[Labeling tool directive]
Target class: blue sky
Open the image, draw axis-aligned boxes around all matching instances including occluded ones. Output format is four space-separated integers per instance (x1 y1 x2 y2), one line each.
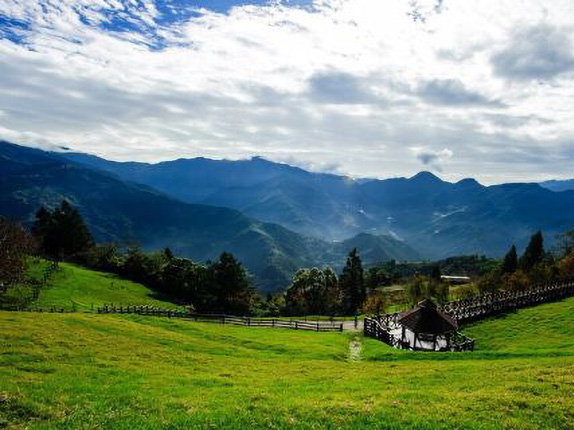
0 0 573 183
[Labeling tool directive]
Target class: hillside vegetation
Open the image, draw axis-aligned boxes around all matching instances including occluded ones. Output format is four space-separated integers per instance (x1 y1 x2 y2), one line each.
2 295 574 429
31 262 180 311
62 148 574 258
0 141 419 292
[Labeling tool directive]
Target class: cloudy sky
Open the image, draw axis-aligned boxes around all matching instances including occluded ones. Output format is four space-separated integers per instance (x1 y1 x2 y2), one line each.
1 0 574 183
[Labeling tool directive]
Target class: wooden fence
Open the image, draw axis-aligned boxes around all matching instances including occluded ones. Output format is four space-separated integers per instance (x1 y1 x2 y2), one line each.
365 279 574 352
0 305 70 313
440 279 574 324
97 304 344 332
364 317 406 349
364 315 474 352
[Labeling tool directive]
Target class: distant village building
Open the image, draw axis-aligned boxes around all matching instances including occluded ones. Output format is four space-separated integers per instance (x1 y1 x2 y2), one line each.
441 275 471 285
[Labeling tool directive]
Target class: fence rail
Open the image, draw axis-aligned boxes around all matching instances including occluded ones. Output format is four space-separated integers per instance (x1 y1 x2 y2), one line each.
365 279 574 352
96 304 344 332
364 317 406 349
364 316 474 351
0 305 70 313
440 279 574 324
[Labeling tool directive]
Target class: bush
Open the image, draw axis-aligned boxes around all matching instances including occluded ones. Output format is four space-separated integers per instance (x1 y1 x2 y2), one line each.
502 270 530 292
363 290 387 316
285 267 341 316
559 253 574 279
0 217 35 297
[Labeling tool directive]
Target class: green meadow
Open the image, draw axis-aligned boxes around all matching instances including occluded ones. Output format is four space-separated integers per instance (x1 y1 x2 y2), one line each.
24 260 181 311
1 264 574 429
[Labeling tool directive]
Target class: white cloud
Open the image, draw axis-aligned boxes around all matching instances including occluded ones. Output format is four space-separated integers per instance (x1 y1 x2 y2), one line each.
0 0 574 183
411 147 454 172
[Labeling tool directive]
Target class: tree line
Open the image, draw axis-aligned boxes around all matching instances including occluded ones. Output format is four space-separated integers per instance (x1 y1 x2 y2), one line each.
476 230 574 294
3 200 574 316
4 201 373 316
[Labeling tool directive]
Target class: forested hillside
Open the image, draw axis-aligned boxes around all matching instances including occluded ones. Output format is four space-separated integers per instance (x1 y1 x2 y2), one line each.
61 150 574 258
0 141 419 291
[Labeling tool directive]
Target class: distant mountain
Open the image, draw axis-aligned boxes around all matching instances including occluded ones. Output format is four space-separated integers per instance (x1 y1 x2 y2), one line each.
60 152 373 240
0 141 419 292
60 150 574 258
539 179 574 192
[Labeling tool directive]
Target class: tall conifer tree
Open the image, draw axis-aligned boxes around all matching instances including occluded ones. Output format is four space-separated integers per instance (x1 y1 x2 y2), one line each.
32 200 93 260
339 248 365 315
502 245 518 274
519 231 544 272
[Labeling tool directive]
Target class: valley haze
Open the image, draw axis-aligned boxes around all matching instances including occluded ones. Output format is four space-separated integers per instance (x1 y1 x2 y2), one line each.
2 140 574 291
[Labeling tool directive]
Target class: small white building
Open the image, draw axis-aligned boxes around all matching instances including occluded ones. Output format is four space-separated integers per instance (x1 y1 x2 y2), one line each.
441 275 471 285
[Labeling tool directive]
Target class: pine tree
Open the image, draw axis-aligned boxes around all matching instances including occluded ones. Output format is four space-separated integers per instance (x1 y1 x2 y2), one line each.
210 252 253 315
32 206 55 256
339 248 365 315
429 265 442 282
519 231 544 272
54 200 94 258
502 244 518 274
32 201 94 260
163 247 174 260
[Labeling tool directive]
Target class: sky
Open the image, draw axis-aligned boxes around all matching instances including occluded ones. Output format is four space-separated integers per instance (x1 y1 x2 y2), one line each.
1 0 574 184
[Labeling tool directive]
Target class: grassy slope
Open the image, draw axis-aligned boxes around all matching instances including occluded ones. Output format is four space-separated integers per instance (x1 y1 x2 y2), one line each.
31 262 180 311
1 264 573 429
1 294 574 429
463 298 574 354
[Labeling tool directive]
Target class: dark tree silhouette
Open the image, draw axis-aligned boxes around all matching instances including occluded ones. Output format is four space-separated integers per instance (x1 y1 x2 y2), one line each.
0 217 34 295
163 247 174 260
519 231 544 272
209 252 254 315
429 265 442 282
32 201 94 260
285 267 340 315
502 244 518 274
339 248 365 315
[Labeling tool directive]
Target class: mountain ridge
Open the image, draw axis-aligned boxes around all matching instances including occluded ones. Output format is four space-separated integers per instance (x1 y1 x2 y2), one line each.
0 141 420 292
56 147 574 258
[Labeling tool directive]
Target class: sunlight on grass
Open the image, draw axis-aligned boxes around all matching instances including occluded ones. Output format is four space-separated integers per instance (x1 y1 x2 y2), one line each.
2 302 574 429
32 262 180 311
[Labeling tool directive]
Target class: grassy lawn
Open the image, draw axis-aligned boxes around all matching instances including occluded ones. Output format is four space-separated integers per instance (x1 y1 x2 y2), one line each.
1 264 573 429
2 294 574 429
30 262 181 311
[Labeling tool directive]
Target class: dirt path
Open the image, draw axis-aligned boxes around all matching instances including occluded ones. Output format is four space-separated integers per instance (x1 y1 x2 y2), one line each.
342 319 364 332
348 335 362 361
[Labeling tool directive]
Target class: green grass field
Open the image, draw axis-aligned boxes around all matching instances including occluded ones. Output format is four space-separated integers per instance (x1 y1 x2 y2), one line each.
1 265 574 429
31 261 181 311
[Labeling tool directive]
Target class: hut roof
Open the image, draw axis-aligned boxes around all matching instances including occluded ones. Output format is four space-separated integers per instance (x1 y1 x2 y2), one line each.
398 299 458 334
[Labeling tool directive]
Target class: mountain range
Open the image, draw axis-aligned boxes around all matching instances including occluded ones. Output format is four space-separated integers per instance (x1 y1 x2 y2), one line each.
539 180 574 193
59 150 574 259
3 140 574 291
0 141 419 292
